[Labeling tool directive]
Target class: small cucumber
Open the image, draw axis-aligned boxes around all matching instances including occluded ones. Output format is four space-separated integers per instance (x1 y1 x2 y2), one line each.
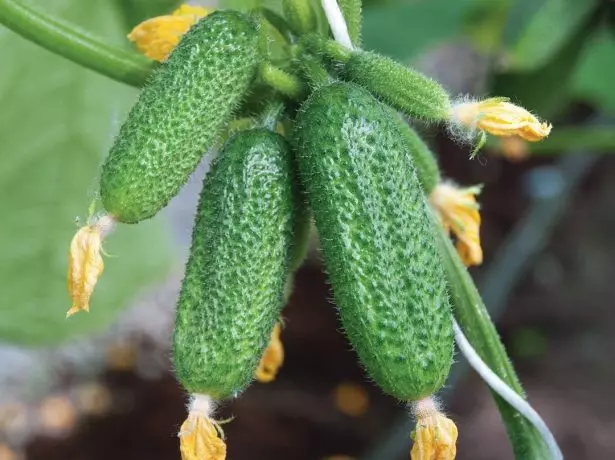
173 129 295 399
100 11 260 223
343 50 451 122
294 82 454 400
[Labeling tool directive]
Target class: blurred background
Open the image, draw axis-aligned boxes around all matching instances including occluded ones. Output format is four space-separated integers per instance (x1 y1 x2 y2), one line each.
2 0 615 458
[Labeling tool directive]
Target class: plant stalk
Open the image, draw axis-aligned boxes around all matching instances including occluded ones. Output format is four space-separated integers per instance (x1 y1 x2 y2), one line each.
0 0 154 87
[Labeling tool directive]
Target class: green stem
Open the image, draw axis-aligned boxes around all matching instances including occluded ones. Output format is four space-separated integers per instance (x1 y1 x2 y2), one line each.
337 0 362 46
301 33 352 63
259 62 307 100
436 226 550 459
0 0 155 87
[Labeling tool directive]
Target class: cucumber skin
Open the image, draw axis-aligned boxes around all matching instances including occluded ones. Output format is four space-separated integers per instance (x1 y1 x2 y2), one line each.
100 11 260 224
294 82 454 400
343 51 451 122
173 129 295 399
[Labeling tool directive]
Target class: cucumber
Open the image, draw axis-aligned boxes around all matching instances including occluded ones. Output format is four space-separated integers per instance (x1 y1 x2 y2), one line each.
100 10 260 224
173 129 295 399
282 0 317 36
343 50 451 122
294 82 454 400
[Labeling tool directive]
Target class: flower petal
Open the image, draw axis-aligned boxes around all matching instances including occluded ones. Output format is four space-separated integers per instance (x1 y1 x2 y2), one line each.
255 322 284 383
451 98 551 142
430 183 483 267
127 5 210 62
179 413 226 460
66 225 104 317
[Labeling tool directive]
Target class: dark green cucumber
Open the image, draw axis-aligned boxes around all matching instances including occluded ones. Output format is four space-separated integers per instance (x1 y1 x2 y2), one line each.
100 10 260 223
294 82 454 400
173 129 295 399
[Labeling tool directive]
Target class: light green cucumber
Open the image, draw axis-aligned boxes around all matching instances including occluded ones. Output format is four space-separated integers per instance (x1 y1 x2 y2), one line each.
173 129 295 399
343 50 451 122
100 11 260 224
294 82 454 400
282 0 317 36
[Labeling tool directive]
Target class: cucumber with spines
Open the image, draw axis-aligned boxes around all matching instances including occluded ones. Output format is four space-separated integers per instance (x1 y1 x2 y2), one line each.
294 82 454 400
100 10 260 224
173 129 295 399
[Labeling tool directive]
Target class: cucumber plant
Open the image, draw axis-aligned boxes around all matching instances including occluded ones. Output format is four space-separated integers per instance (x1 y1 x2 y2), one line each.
0 0 559 458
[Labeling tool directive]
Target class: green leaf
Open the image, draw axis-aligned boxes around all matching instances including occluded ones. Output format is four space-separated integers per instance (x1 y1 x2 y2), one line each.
572 29 615 115
493 18 592 118
506 0 598 71
0 0 173 345
362 0 473 62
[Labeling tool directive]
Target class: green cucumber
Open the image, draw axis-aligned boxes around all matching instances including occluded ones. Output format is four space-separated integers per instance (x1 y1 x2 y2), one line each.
173 129 295 399
343 50 451 122
294 82 454 400
282 0 317 36
100 10 260 224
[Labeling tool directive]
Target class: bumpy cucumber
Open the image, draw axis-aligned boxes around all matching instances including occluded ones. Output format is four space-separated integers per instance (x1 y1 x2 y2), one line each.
294 82 454 400
100 11 260 223
343 50 451 122
173 129 295 399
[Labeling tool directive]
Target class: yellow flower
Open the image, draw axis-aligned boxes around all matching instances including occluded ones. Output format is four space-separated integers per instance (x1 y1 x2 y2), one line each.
255 322 284 383
451 98 552 142
430 182 483 267
179 398 226 460
410 398 458 460
66 215 115 317
127 4 211 62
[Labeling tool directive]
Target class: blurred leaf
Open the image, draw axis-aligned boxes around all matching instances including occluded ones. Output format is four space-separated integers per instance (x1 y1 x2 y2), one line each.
363 0 473 61
493 18 592 118
500 0 545 48
572 30 615 115
506 0 598 72
0 0 173 345
112 0 182 30
463 0 510 53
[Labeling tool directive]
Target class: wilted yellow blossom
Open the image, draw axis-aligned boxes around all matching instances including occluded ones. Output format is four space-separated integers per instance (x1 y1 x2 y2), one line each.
430 182 482 267
255 322 284 383
451 98 551 142
410 398 458 460
179 395 226 460
128 4 211 62
66 215 114 317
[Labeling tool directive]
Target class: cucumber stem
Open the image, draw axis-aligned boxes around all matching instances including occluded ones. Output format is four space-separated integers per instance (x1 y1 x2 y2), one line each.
0 0 154 87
